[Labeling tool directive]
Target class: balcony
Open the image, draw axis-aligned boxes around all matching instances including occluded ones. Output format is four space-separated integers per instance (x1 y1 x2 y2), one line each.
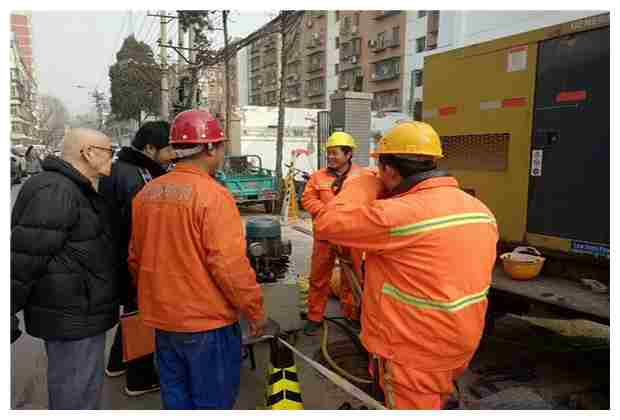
306 89 324 98
285 96 301 103
386 37 400 48
374 11 400 20
306 37 323 50
370 71 400 82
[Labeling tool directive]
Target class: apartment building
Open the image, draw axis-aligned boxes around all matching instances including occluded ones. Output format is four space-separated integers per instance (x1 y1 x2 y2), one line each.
247 32 282 107
10 31 38 144
205 59 239 117
300 11 329 109
247 11 334 109
11 12 34 72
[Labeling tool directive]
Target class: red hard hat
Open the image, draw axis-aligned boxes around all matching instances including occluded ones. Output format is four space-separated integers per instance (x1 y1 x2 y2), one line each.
170 109 226 145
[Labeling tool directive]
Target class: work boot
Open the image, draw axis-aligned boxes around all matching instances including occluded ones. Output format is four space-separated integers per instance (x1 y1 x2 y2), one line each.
105 328 127 377
303 320 323 336
124 354 160 397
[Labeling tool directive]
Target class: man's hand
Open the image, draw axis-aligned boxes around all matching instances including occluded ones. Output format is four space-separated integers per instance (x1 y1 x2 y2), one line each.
249 317 268 337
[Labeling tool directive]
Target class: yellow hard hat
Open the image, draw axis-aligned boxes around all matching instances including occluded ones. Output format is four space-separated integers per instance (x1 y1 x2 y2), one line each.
326 132 357 150
371 121 443 159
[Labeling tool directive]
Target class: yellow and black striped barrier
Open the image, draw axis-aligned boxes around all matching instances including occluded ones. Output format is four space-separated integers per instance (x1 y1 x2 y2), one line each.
265 336 304 410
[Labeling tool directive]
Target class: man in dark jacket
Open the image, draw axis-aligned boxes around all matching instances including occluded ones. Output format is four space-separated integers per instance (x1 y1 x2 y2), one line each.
11 128 119 410
99 120 175 396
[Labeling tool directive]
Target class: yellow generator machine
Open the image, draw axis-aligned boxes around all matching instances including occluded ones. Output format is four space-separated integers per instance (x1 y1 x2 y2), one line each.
424 14 609 271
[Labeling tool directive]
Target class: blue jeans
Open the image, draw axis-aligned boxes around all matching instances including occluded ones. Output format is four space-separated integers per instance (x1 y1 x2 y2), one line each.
45 333 106 410
155 323 242 409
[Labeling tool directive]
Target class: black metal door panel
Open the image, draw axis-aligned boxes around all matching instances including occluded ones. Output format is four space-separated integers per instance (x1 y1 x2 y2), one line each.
527 27 609 245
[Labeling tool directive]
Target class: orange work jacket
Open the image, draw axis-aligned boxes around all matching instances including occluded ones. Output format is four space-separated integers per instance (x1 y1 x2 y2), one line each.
301 163 364 217
314 175 498 371
128 163 265 333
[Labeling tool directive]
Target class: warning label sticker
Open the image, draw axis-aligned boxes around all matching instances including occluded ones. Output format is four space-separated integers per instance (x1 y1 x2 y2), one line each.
571 241 609 258
531 149 543 176
508 46 528 72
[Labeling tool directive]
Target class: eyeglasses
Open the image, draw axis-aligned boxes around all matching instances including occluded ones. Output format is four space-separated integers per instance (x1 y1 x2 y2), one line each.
89 145 114 156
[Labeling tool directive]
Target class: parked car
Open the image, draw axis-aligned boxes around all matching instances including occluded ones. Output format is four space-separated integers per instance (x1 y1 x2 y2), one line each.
11 153 25 185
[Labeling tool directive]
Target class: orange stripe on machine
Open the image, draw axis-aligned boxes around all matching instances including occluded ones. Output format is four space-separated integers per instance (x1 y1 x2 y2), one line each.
501 97 528 108
439 106 457 117
556 90 587 103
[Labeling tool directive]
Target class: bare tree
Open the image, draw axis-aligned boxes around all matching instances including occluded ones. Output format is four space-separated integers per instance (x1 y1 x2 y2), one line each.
38 95 69 148
275 11 303 191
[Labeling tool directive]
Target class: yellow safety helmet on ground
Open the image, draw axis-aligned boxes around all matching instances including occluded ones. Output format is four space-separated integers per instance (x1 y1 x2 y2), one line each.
371 121 443 159
326 132 357 150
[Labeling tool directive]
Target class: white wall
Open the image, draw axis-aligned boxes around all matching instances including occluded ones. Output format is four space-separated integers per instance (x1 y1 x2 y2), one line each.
325 11 340 110
237 47 249 107
238 106 326 175
433 11 604 55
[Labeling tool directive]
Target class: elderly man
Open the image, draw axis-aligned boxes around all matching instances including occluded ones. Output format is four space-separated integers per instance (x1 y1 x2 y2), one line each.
11 128 119 410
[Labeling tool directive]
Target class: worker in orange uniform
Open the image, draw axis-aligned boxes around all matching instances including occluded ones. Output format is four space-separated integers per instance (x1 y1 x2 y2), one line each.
128 110 267 410
301 132 370 335
314 121 499 409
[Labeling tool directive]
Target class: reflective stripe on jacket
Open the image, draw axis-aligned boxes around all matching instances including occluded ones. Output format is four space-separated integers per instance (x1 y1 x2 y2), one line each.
314 176 498 370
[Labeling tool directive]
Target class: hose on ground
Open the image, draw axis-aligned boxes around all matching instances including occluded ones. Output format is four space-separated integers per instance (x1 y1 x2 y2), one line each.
324 317 367 356
321 319 373 384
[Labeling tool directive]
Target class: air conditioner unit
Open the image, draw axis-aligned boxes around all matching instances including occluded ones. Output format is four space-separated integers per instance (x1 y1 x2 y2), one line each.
313 33 320 40
351 56 357 64
351 25 358 34
371 73 377 80
307 20 313 28
368 40 377 48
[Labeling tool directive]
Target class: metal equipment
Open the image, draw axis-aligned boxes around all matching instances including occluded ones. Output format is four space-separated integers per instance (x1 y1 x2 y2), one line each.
246 216 292 283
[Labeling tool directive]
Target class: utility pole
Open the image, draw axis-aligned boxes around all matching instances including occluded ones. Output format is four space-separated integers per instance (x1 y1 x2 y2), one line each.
159 10 169 120
177 22 185 76
223 10 232 154
188 24 197 108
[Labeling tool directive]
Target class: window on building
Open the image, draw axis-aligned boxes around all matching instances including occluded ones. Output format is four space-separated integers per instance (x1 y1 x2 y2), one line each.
418 11 427 18
344 16 351 32
335 11 340 21
307 77 324 94
335 64 339 74
377 32 386 49
354 12 360 26
352 38 361 55
335 36 340 49
414 70 423 87
374 58 400 80
392 26 400 45
308 53 323 72
416 36 426 53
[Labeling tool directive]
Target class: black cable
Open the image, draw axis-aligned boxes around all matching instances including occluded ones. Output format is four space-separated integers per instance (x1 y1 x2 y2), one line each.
324 317 367 357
